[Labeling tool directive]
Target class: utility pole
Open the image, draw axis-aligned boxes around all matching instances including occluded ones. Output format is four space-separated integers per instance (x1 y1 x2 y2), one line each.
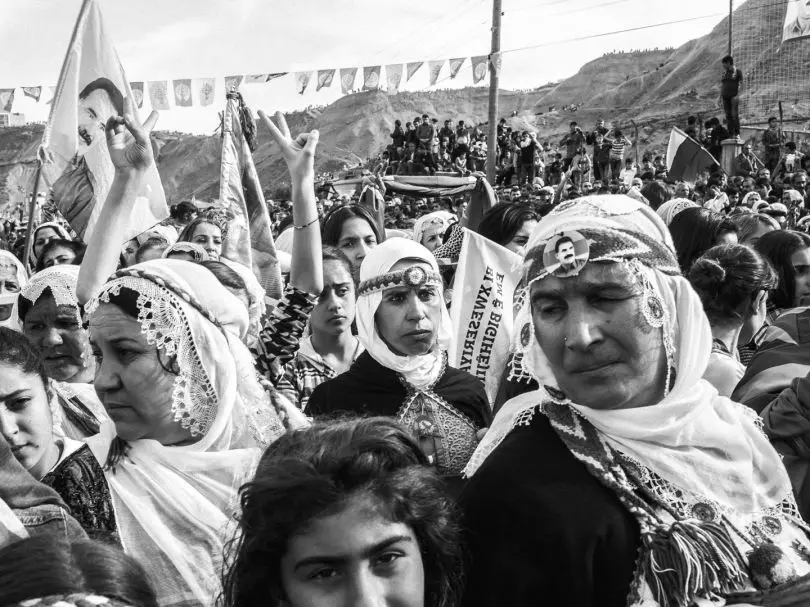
486 0 503 184
728 0 733 55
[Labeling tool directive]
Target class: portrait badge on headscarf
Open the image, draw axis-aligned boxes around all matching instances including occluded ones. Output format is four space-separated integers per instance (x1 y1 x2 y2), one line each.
542 231 589 278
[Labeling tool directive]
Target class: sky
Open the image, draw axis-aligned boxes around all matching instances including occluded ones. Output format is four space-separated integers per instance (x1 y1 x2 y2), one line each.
0 0 745 134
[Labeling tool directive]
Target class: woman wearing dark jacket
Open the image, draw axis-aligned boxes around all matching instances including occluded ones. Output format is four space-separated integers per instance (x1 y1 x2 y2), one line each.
308 238 491 495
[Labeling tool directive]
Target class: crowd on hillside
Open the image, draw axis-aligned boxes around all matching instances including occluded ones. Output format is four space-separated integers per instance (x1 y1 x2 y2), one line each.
8 65 810 607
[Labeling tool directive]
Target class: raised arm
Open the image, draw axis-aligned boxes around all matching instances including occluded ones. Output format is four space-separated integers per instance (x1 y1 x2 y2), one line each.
77 98 159 305
258 111 322 296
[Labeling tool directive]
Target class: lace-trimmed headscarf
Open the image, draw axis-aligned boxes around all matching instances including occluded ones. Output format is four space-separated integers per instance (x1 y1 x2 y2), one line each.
85 259 287 605
356 238 452 390
411 210 455 247
29 222 72 266
20 264 82 326
0 250 27 332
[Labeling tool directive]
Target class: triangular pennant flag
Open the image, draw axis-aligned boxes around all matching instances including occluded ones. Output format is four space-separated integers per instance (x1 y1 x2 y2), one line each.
340 67 357 94
295 71 313 95
130 81 144 108
363 66 381 91
406 62 423 82
386 64 403 94
266 72 287 82
39 0 168 245
449 58 465 79
219 92 283 302
244 74 268 84
471 55 488 84
225 75 244 91
428 60 445 86
196 78 216 107
317 69 336 92
22 87 42 102
148 81 171 110
173 78 192 107
45 86 56 106
0 89 15 112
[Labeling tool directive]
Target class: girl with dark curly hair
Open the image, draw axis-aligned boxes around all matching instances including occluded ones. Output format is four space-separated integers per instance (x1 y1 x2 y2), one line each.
222 417 465 607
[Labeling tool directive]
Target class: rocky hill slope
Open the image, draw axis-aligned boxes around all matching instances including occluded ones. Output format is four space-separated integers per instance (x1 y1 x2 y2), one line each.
1 0 807 211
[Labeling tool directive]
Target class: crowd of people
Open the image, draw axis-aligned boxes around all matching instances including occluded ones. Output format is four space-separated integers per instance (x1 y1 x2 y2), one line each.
5 89 810 607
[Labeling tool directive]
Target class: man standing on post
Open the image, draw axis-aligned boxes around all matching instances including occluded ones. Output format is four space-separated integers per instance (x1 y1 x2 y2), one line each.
721 55 743 138
560 121 586 172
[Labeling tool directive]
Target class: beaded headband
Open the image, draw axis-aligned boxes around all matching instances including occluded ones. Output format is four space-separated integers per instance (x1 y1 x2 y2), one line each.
358 265 443 297
8 594 134 607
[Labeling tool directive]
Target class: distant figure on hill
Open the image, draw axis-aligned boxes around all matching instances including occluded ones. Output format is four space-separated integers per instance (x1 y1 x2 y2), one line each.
720 55 743 138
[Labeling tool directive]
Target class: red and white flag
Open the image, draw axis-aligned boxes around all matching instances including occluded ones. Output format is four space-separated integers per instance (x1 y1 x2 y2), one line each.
39 0 167 243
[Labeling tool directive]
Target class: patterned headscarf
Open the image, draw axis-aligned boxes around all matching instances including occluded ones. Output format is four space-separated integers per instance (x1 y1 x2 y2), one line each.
6 595 135 607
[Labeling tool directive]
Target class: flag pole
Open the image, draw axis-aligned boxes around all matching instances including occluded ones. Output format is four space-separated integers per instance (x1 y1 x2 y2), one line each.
485 0 502 184
21 160 44 271
727 0 733 56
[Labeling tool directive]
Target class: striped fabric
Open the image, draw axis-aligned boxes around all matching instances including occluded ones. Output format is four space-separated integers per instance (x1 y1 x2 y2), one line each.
732 305 810 519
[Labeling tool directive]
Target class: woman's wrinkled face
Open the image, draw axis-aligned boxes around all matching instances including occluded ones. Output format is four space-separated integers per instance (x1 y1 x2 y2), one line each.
0 265 20 322
791 247 810 307
281 497 425 607
23 295 92 383
42 245 77 269
33 228 59 260
90 303 195 445
375 261 442 357
419 225 445 253
505 219 538 257
338 218 378 275
530 262 668 410
0 364 58 480
312 260 356 337
192 223 223 260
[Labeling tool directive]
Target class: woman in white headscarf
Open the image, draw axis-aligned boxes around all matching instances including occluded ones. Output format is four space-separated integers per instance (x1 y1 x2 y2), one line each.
19 265 110 443
87 259 303 606
307 237 491 493
411 210 455 253
29 222 72 271
461 195 810 607
0 250 27 332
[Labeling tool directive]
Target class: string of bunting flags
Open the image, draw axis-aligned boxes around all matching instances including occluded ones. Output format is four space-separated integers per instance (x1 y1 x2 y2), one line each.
0 53 502 113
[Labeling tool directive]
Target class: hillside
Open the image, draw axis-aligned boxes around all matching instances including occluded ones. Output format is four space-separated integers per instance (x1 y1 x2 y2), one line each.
1 0 807 211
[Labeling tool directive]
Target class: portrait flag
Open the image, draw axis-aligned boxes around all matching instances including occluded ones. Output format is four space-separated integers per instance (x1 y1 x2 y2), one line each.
39 0 168 244
449 57 466 79
449 228 523 406
428 60 445 86
148 81 171 110
783 0 810 42
0 89 14 112
386 64 403 94
363 66 381 91
666 127 719 182
295 71 313 95
195 78 216 107
225 75 244 91
22 87 42 102
129 81 144 108
266 72 287 82
471 55 488 84
316 69 336 92
489 52 503 77
406 61 423 82
173 79 192 107
218 92 283 302
340 67 357 94
244 74 269 84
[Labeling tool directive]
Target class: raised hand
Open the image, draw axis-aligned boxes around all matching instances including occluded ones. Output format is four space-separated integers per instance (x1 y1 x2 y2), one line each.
105 96 159 174
258 110 319 183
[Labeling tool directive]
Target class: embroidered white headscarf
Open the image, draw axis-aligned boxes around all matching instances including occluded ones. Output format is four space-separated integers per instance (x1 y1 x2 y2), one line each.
411 210 455 248
356 238 452 390
655 197 698 226
468 195 793 515
29 222 72 266
0 251 27 332
86 259 287 606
